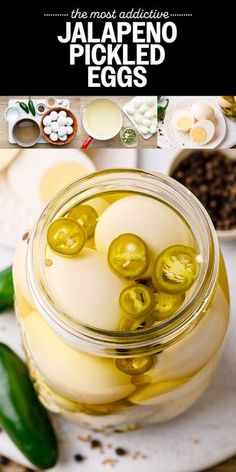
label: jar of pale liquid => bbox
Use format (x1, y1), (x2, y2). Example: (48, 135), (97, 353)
(13, 169), (230, 432)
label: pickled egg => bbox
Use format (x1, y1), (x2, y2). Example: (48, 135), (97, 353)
(95, 195), (194, 278)
(190, 120), (215, 145)
(24, 311), (135, 404)
(44, 248), (131, 330)
(172, 110), (195, 132)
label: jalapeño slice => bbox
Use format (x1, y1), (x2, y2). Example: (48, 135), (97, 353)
(108, 233), (149, 280)
(119, 284), (154, 320)
(67, 205), (98, 238)
(118, 313), (154, 332)
(47, 218), (86, 256)
(153, 245), (199, 294)
(154, 292), (185, 319)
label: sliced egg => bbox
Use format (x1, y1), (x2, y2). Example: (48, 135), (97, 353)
(95, 195), (194, 278)
(44, 248), (131, 330)
(191, 102), (215, 122)
(23, 310), (135, 404)
(7, 150), (96, 215)
(190, 119), (215, 145)
(172, 110), (195, 132)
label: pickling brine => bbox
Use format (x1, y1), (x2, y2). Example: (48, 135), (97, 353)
(13, 169), (230, 432)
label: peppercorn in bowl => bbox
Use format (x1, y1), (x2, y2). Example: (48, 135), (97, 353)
(169, 149), (236, 240)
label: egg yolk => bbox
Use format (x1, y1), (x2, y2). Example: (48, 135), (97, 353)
(190, 127), (207, 144)
(176, 117), (193, 130)
(40, 162), (89, 204)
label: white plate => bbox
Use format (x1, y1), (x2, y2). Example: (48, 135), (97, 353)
(164, 99), (226, 149)
(0, 240), (235, 472)
(123, 97), (157, 140)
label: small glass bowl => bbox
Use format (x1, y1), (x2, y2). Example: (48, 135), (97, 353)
(120, 127), (138, 147)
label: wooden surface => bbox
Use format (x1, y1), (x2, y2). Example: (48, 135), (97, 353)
(0, 455), (236, 471)
(0, 96), (157, 150)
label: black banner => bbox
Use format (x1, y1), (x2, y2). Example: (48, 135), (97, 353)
(1, 1), (234, 95)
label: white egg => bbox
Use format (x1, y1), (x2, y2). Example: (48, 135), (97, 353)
(24, 310), (135, 404)
(126, 105), (135, 115)
(133, 98), (142, 108)
(139, 125), (149, 135)
(43, 115), (51, 127)
(13, 239), (32, 305)
(145, 110), (154, 119)
(190, 119), (215, 145)
(172, 110), (195, 132)
(58, 110), (67, 118)
(134, 113), (143, 124)
(66, 117), (74, 126)
(45, 248), (131, 330)
(50, 132), (59, 142)
(142, 118), (152, 127)
(149, 124), (157, 134)
(58, 126), (67, 137)
(139, 104), (148, 114)
(65, 125), (73, 135)
(44, 126), (51, 135)
(50, 122), (59, 133)
(6, 150), (96, 216)
(191, 102), (215, 122)
(50, 111), (58, 121)
(145, 97), (155, 107)
(59, 134), (67, 142)
(57, 116), (67, 126)
(95, 195), (194, 278)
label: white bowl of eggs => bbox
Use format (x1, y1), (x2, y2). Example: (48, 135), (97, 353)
(40, 108), (78, 145)
(165, 100), (226, 149)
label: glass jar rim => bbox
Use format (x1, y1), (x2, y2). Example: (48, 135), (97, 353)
(26, 168), (219, 356)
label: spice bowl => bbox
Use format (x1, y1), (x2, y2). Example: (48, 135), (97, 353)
(168, 149), (236, 240)
(40, 108), (78, 146)
(120, 127), (138, 147)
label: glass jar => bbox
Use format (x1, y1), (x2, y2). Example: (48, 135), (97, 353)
(13, 169), (230, 432)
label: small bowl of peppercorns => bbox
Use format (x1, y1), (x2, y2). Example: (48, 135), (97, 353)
(168, 149), (236, 240)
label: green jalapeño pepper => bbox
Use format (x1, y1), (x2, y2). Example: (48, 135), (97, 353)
(0, 343), (58, 469)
